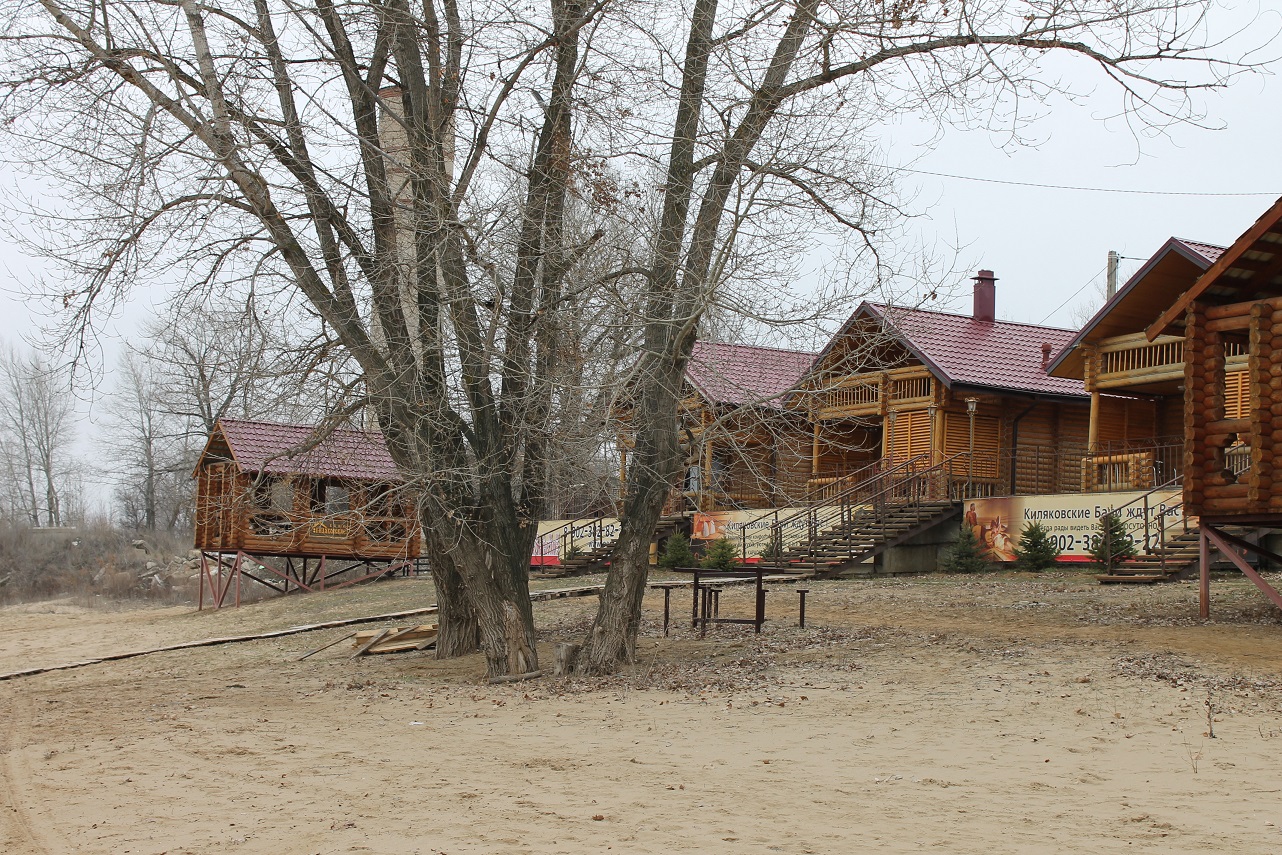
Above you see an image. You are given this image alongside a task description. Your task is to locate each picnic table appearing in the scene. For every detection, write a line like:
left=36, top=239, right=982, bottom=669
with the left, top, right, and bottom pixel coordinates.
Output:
left=668, top=567, right=769, bottom=636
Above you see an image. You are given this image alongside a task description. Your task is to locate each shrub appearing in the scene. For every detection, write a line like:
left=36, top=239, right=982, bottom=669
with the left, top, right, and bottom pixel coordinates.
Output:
left=1014, top=521, right=1061, bottom=571
left=699, top=537, right=740, bottom=570
left=1088, top=512, right=1137, bottom=571
left=657, top=532, right=695, bottom=569
left=941, top=523, right=990, bottom=574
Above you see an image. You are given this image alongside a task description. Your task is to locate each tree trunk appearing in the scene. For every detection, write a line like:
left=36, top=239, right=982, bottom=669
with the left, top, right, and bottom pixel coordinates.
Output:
left=450, top=536, right=539, bottom=677
left=578, top=364, right=687, bottom=673
left=424, top=533, right=480, bottom=658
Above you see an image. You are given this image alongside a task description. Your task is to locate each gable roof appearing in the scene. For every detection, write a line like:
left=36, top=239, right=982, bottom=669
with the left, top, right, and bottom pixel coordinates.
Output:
left=1046, top=236, right=1224, bottom=378
left=686, top=341, right=816, bottom=409
left=1148, top=195, right=1282, bottom=338
left=204, top=418, right=404, bottom=482
left=822, top=303, right=1088, bottom=399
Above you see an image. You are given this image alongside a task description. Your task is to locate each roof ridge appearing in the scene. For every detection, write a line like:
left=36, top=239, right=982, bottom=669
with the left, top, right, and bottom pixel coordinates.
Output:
left=694, top=340, right=816, bottom=357
left=219, top=417, right=378, bottom=436
left=869, top=302, right=1077, bottom=334
left=1171, top=236, right=1226, bottom=249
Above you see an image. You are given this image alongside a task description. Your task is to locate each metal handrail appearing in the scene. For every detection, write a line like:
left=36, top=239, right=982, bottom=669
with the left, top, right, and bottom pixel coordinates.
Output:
left=769, top=452, right=933, bottom=533
left=1096, top=473, right=1186, bottom=571
left=757, top=452, right=960, bottom=565
left=532, top=512, right=614, bottom=564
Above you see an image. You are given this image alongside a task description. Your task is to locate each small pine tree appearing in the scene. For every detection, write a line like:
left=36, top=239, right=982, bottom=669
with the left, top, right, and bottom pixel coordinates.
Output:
left=1013, top=521, right=1061, bottom=572
left=1088, top=512, right=1137, bottom=571
left=658, top=532, right=696, bottom=569
left=700, top=537, right=740, bottom=570
left=942, top=524, right=990, bottom=574
left=758, top=529, right=783, bottom=562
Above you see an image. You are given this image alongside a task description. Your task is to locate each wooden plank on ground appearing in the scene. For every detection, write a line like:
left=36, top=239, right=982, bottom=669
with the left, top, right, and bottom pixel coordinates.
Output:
left=352, top=624, right=438, bottom=655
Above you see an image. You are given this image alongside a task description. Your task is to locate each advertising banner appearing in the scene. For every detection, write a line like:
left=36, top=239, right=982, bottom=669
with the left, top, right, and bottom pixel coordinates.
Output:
left=966, top=490, right=1184, bottom=562
left=691, top=508, right=808, bottom=559
left=531, top=518, right=621, bottom=565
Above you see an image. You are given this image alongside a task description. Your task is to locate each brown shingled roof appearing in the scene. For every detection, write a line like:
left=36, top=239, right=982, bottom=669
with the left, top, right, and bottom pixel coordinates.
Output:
left=686, top=341, right=816, bottom=408
left=210, top=419, right=404, bottom=482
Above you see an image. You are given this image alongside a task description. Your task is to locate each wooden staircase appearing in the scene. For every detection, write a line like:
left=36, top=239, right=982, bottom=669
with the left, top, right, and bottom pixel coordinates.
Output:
left=756, top=499, right=960, bottom=576
left=531, top=513, right=689, bottom=580
left=1097, top=529, right=1201, bottom=584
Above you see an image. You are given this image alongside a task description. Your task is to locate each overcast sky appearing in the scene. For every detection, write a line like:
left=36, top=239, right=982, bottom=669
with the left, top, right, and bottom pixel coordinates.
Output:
left=1, top=5, right=1280, bottom=365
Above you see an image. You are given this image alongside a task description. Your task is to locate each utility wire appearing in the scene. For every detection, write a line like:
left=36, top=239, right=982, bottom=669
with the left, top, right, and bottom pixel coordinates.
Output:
left=890, top=165, right=1280, bottom=198
left=1039, top=265, right=1107, bottom=325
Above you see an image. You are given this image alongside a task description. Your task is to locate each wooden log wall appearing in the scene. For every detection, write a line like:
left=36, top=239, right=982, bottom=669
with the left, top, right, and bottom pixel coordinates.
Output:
left=1250, top=303, right=1282, bottom=510
left=1183, top=303, right=1219, bottom=516
left=1184, top=297, right=1282, bottom=517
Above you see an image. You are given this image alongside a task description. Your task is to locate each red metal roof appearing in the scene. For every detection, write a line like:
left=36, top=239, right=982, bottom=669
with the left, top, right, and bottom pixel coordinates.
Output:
left=863, top=304, right=1088, bottom=398
left=1171, top=238, right=1225, bottom=265
left=213, top=419, right=404, bottom=481
left=686, top=341, right=815, bottom=408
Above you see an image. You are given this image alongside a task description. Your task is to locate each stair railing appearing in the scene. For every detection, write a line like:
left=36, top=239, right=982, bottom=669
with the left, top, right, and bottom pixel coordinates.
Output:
left=1095, top=474, right=1184, bottom=572
left=758, top=451, right=933, bottom=564
left=762, top=452, right=943, bottom=566
left=532, top=513, right=613, bottom=567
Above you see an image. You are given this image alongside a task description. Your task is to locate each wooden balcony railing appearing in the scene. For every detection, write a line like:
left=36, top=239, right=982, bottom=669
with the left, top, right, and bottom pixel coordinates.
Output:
left=814, top=366, right=934, bottom=418
left=1097, top=334, right=1247, bottom=389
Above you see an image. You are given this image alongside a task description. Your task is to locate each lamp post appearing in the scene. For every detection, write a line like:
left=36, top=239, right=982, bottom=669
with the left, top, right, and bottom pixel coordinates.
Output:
left=966, top=397, right=979, bottom=496
left=886, top=408, right=898, bottom=466
left=926, top=403, right=939, bottom=498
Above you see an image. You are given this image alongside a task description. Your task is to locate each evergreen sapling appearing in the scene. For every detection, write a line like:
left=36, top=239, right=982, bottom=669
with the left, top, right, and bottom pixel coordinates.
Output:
left=700, top=537, right=740, bottom=570
left=1013, top=521, right=1061, bottom=571
left=943, top=523, right=990, bottom=574
left=1088, top=512, right=1137, bottom=571
left=658, top=532, right=696, bottom=569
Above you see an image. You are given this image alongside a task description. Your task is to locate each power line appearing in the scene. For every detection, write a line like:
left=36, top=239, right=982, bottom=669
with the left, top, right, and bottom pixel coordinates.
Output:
left=890, top=165, right=1280, bottom=198
left=1039, top=265, right=1107, bottom=325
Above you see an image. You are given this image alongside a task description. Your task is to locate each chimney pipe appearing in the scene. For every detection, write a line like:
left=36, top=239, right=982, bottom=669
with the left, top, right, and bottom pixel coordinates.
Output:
left=972, top=269, right=997, bottom=323
left=1042, top=342, right=1052, bottom=367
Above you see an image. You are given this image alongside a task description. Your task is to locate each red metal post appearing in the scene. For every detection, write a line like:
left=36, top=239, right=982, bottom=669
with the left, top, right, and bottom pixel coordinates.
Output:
left=1199, top=527, right=1211, bottom=620
left=198, top=553, right=206, bottom=611
left=1204, top=527, right=1282, bottom=613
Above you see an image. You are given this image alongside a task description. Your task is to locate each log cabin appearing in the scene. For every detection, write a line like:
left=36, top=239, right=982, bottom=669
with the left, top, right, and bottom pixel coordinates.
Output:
left=1143, top=196, right=1282, bottom=522
left=1129, top=195, right=1282, bottom=614
left=1045, top=237, right=1240, bottom=488
left=194, top=418, right=420, bottom=562
left=616, top=341, right=816, bottom=513
left=795, top=271, right=1100, bottom=497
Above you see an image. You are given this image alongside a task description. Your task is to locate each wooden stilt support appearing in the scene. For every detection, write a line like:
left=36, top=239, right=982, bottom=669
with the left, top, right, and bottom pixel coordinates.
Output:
left=1203, top=527, right=1282, bottom=613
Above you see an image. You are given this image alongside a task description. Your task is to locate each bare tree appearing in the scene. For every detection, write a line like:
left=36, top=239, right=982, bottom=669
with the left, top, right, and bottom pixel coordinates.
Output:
left=99, top=349, right=196, bottom=531
left=573, top=0, right=1263, bottom=672
left=0, top=0, right=1261, bottom=677
left=0, top=0, right=623, bottom=676
left=0, top=346, right=77, bottom=526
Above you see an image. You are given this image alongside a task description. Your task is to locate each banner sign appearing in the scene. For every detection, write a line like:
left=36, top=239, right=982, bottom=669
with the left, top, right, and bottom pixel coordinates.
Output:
left=531, top=518, right=621, bottom=565
left=692, top=508, right=807, bottom=559
left=966, top=490, right=1185, bottom=562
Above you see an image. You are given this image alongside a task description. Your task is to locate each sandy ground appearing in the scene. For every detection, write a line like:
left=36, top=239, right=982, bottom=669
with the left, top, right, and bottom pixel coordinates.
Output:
left=3, top=569, right=1282, bottom=854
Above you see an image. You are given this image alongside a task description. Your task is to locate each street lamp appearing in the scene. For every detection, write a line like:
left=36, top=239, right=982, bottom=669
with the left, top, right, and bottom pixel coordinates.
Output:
left=886, top=408, right=898, bottom=465
left=965, top=397, right=979, bottom=496
left=926, top=403, right=938, bottom=462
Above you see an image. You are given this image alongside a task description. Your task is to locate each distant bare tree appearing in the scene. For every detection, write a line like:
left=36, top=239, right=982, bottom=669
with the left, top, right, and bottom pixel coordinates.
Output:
left=0, top=346, right=77, bottom=526
left=99, top=350, right=192, bottom=531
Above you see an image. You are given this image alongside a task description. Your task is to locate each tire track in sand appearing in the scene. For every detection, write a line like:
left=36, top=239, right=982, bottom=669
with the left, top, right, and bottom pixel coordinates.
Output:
left=0, top=685, right=56, bottom=854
